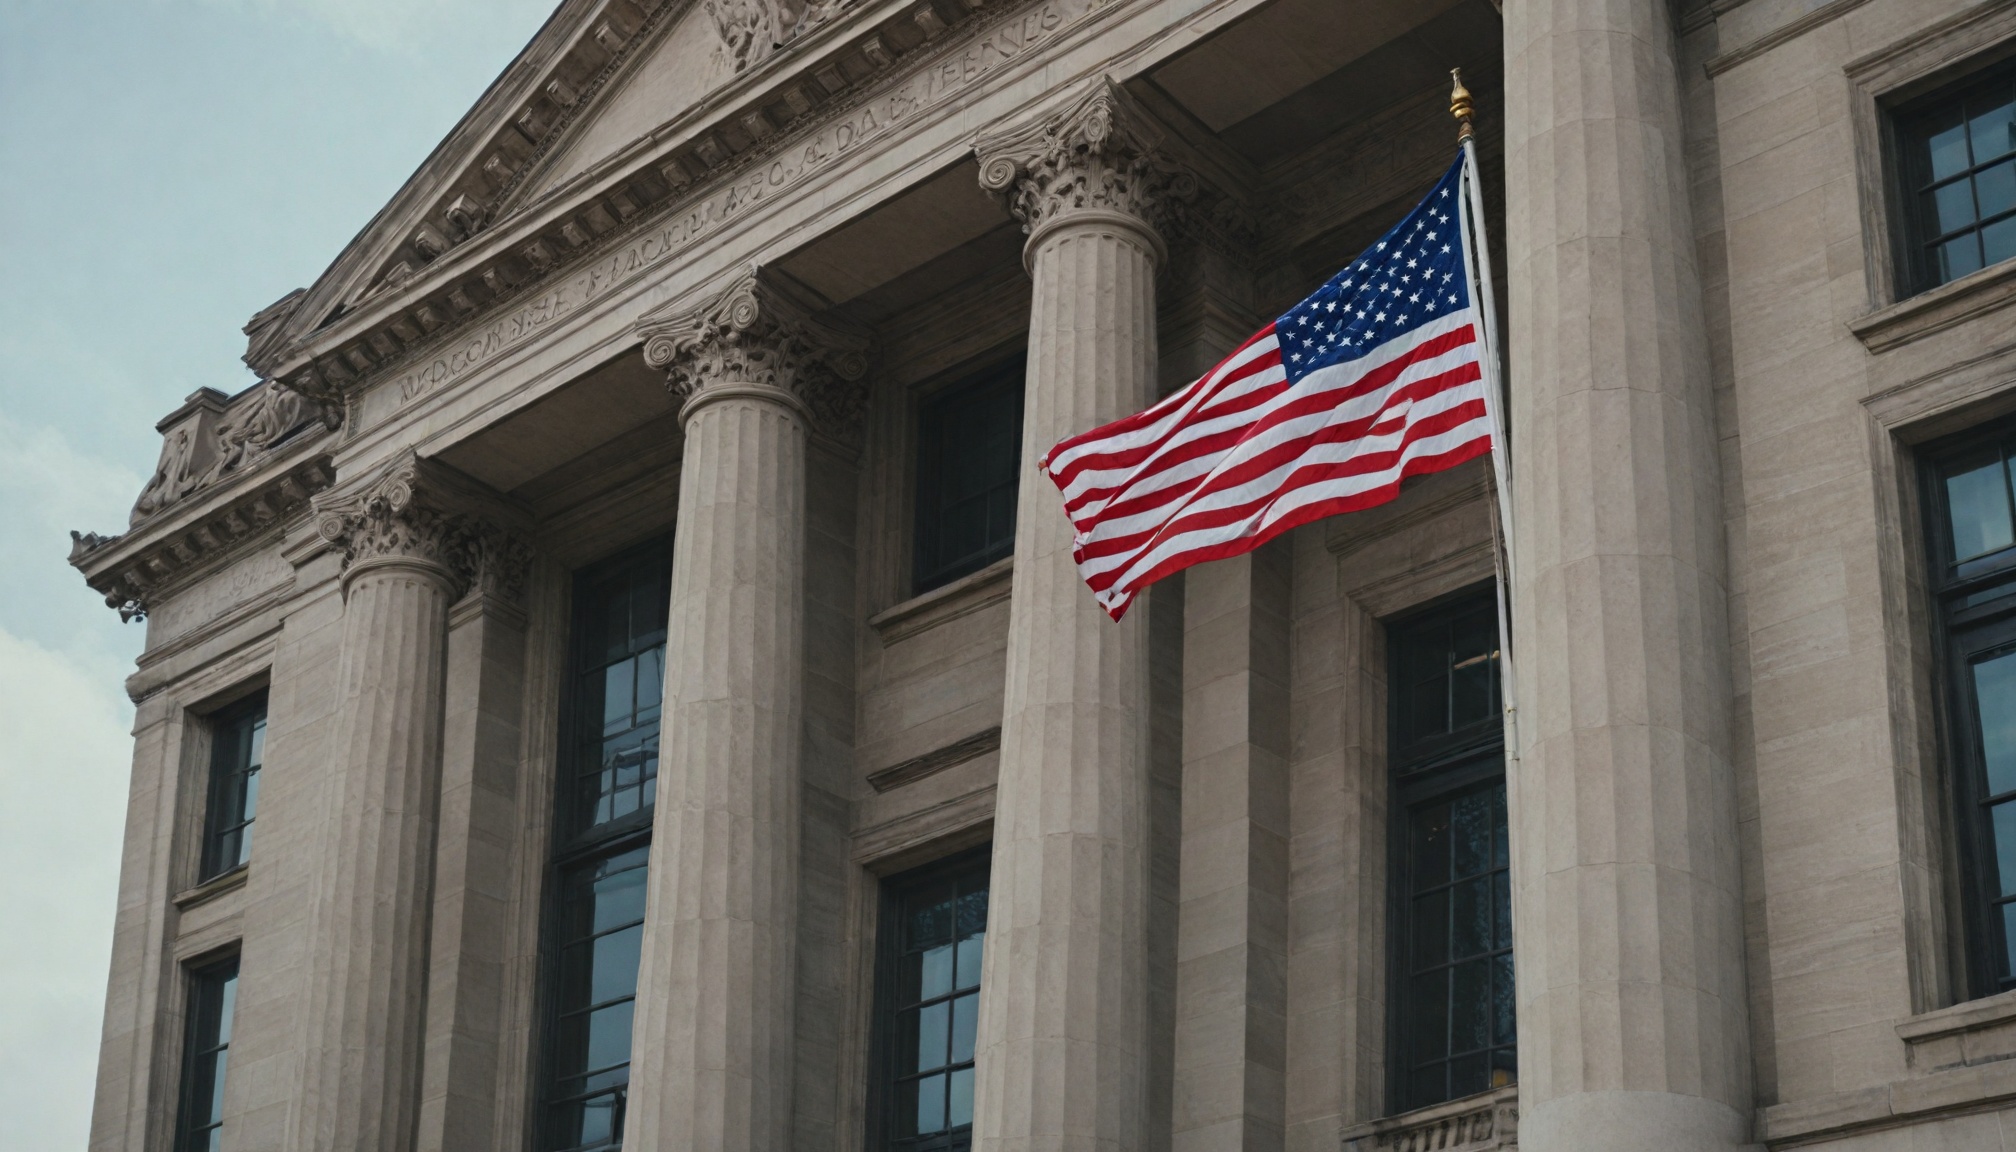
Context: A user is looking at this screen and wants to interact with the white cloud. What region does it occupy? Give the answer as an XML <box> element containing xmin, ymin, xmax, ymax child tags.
<box><xmin>0</xmin><ymin>626</ymin><xmax>134</xmax><ymax>1152</ymax></box>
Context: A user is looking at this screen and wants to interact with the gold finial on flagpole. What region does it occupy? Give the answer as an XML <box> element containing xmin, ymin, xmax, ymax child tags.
<box><xmin>1450</xmin><ymin>68</ymin><xmax>1475</xmax><ymax>145</ymax></box>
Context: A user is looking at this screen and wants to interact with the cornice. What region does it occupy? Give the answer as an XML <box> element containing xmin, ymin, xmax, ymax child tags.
<box><xmin>266</xmin><ymin>0</ymin><xmax>1117</xmax><ymax>410</ymax></box>
<box><xmin>69</xmin><ymin>438</ymin><xmax>336</xmax><ymax>622</ymax></box>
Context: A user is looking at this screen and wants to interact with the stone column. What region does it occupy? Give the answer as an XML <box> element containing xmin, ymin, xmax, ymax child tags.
<box><xmin>1503</xmin><ymin>1</ymin><xmax>1752</xmax><ymax>1149</ymax></box>
<box><xmin>624</xmin><ymin>268</ymin><xmax>868</xmax><ymax>1152</ymax></box>
<box><xmin>970</xmin><ymin>79</ymin><xmax>1193</xmax><ymax>1152</ymax></box>
<box><xmin>290</xmin><ymin>454</ymin><xmax>515</xmax><ymax>1152</ymax></box>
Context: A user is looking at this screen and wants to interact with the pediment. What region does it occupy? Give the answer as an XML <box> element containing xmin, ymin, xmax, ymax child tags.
<box><xmin>517</xmin><ymin>3</ymin><xmax>733</xmax><ymax>204</ymax></box>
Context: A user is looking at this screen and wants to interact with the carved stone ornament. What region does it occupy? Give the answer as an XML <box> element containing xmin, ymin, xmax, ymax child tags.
<box><xmin>311</xmin><ymin>451</ymin><xmax>531</xmax><ymax>601</ymax></box>
<box><xmin>974</xmin><ymin>77</ymin><xmax>1199</xmax><ymax>236</ymax></box>
<box><xmin>636</xmin><ymin>265</ymin><xmax>872</xmax><ymax>436</ymax></box>
<box><xmin>706</xmin><ymin>0</ymin><xmax>857</xmax><ymax>73</ymax></box>
<box><xmin>131</xmin><ymin>381</ymin><xmax>339</xmax><ymax>526</ymax></box>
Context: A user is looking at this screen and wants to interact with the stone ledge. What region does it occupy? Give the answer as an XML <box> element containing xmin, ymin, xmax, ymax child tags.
<box><xmin>173</xmin><ymin>865</ymin><xmax>248</xmax><ymax>912</ymax></box>
<box><xmin>1757</xmin><ymin>1055</ymin><xmax>2016</xmax><ymax>1146</ymax></box>
<box><xmin>1849</xmin><ymin>259</ymin><xmax>2016</xmax><ymax>354</ymax></box>
<box><xmin>1339</xmin><ymin>1085</ymin><xmax>1518</xmax><ymax>1151</ymax></box>
<box><xmin>867</xmin><ymin>726</ymin><xmax>1002</xmax><ymax>793</ymax></box>
<box><xmin>867</xmin><ymin>556</ymin><xmax>1013</xmax><ymax>645</ymax></box>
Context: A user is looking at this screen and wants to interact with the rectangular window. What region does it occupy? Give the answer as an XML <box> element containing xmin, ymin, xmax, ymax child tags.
<box><xmin>1899</xmin><ymin>61</ymin><xmax>2016</xmax><ymax>293</ymax></box>
<box><xmin>913</xmin><ymin>359</ymin><xmax>1025</xmax><ymax>594</ymax></box>
<box><xmin>175</xmin><ymin>956</ymin><xmax>239</xmax><ymax>1152</ymax></box>
<box><xmin>869</xmin><ymin>848</ymin><xmax>990</xmax><ymax>1152</ymax></box>
<box><xmin>200</xmin><ymin>693</ymin><xmax>266</xmax><ymax>880</ymax></box>
<box><xmin>541</xmin><ymin>539</ymin><xmax>671</xmax><ymax>1152</ymax></box>
<box><xmin>1924</xmin><ymin>421</ymin><xmax>2016</xmax><ymax>997</ymax></box>
<box><xmin>1387</xmin><ymin>590</ymin><xmax>1513</xmax><ymax>1113</ymax></box>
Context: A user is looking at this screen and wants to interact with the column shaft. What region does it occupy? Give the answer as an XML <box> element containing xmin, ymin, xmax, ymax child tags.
<box><xmin>1503</xmin><ymin>0</ymin><xmax>1751</xmax><ymax>1147</ymax></box>
<box><xmin>628</xmin><ymin>390</ymin><xmax>804</xmax><ymax>1152</ymax></box>
<box><xmin>974</xmin><ymin>212</ymin><xmax>1160</xmax><ymax>1152</ymax></box>
<box><xmin>290</xmin><ymin>560</ymin><xmax>454</xmax><ymax>1152</ymax></box>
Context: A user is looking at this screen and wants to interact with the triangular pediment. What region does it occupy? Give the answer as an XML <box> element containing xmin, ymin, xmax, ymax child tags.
<box><xmin>515</xmin><ymin>3</ymin><xmax>733</xmax><ymax>205</ymax></box>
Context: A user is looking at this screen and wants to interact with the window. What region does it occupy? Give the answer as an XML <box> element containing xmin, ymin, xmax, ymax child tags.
<box><xmin>200</xmin><ymin>693</ymin><xmax>266</xmax><ymax>880</ymax></box>
<box><xmin>869</xmin><ymin>848</ymin><xmax>990</xmax><ymax>1152</ymax></box>
<box><xmin>1925</xmin><ymin>421</ymin><xmax>2016</xmax><ymax>997</ymax></box>
<box><xmin>913</xmin><ymin>359</ymin><xmax>1025</xmax><ymax>593</ymax></box>
<box><xmin>1387</xmin><ymin>590</ymin><xmax>1513</xmax><ymax>1112</ymax></box>
<box><xmin>175</xmin><ymin>956</ymin><xmax>239</xmax><ymax>1152</ymax></box>
<box><xmin>540</xmin><ymin>539</ymin><xmax>670</xmax><ymax>1152</ymax></box>
<box><xmin>1900</xmin><ymin>61</ymin><xmax>2016</xmax><ymax>292</ymax></box>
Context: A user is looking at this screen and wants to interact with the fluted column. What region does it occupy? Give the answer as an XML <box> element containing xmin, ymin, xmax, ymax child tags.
<box><xmin>1503</xmin><ymin>1</ymin><xmax>1752</xmax><ymax>1149</ymax></box>
<box><xmin>625</xmin><ymin>268</ymin><xmax>868</xmax><ymax>1152</ymax></box>
<box><xmin>970</xmin><ymin>79</ymin><xmax>1193</xmax><ymax>1152</ymax></box>
<box><xmin>290</xmin><ymin>455</ymin><xmax>514</xmax><ymax>1152</ymax></box>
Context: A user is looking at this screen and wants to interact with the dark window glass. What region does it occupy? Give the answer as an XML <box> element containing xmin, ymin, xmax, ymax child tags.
<box><xmin>542</xmin><ymin>539</ymin><xmax>671</xmax><ymax>1152</ymax></box>
<box><xmin>1926</xmin><ymin>421</ymin><xmax>2016</xmax><ymax>997</ymax></box>
<box><xmin>1901</xmin><ymin>63</ymin><xmax>2016</xmax><ymax>293</ymax></box>
<box><xmin>871</xmin><ymin>849</ymin><xmax>990</xmax><ymax>1152</ymax></box>
<box><xmin>200</xmin><ymin>694</ymin><xmax>266</xmax><ymax>880</ymax></box>
<box><xmin>175</xmin><ymin>957</ymin><xmax>239</xmax><ymax>1152</ymax></box>
<box><xmin>914</xmin><ymin>360</ymin><xmax>1025</xmax><ymax>593</ymax></box>
<box><xmin>1388</xmin><ymin>590</ymin><xmax>1511</xmax><ymax>1112</ymax></box>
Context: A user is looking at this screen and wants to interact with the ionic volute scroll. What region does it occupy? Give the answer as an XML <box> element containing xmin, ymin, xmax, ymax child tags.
<box><xmin>311</xmin><ymin>450</ymin><xmax>532</xmax><ymax>602</ymax></box>
<box><xmin>973</xmin><ymin>77</ymin><xmax>1201</xmax><ymax>248</ymax></box>
<box><xmin>634</xmin><ymin>264</ymin><xmax>872</xmax><ymax>441</ymax></box>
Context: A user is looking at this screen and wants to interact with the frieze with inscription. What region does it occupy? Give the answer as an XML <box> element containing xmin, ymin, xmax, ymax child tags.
<box><xmin>145</xmin><ymin>544</ymin><xmax>293</xmax><ymax>645</ymax></box>
<box><xmin>383</xmin><ymin>0</ymin><xmax>1105</xmax><ymax>412</ymax></box>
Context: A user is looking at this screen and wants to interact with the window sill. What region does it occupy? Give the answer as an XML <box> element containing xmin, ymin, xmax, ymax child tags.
<box><xmin>174</xmin><ymin>865</ymin><xmax>248</xmax><ymax>911</ymax></box>
<box><xmin>1339</xmin><ymin>1085</ymin><xmax>1517</xmax><ymax>1151</ymax></box>
<box><xmin>1849</xmin><ymin>258</ymin><xmax>2016</xmax><ymax>354</ymax></box>
<box><xmin>1896</xmin><ymin>988</ymin><xmax>2016</xmax><ymax>1072</ymax></box>
<box><xmin>867</xmin><ymin>557</ymin><xmax>1013</xmax><ymax>646</ymax></box>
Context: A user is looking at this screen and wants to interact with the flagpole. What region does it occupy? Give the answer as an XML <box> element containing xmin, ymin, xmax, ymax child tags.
<box><xmin>1451</xmin><ymin>69</ymin><xmax>1522</xmax><ymax>764</ymax></box>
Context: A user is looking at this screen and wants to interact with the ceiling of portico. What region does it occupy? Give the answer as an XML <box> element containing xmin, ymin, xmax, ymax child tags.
<box><xmin>1148</xmin><ymin>0</ymin><xmax>1500</xmax><ymax>167</ymax></box>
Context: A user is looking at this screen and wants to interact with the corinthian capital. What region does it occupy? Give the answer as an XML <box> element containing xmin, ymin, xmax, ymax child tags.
<box><xmin>312</xmin><ymin>450</ymin><xmax>531</xmax><ymax>598</ymax></box>
<box><xmin>635</xmin><ymin>265</ymin><xmax>872</xmax><ymax>435</ymax></box>
<box><xmin>975</xmin><ymin>77</ymin><xmax>1199</xmax><ymax>239</ymax></box>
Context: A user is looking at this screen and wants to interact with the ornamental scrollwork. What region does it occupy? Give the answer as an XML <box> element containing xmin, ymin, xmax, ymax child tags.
<box><xmin>636</xmin><ymin>265</ymin><xmax>872</xmax><ymax>439</ymax></box>
<box><xmin>974</xmin><ymin>77</ymin><xmax>1199</xmax><ymax>235</ymax></box>
<box><xmin>311</xmin><ymin>451</ymin><xmax>532</xmax><ymax>603</ymax></box>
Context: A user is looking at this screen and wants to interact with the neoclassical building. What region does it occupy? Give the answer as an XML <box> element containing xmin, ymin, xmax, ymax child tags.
<box><xmin>68</xmin><ymin>0</ymin><xmax>2016</xmax><ymax>1149</ymax></box>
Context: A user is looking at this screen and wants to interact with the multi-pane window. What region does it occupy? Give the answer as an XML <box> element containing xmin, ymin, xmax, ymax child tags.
<box><xmin>200</xmin><ymin>694</ymin><xmax>266</xmax><ymax>880</ymax></box>
<box><xmin>1925</xmin><ymin>422</ymin><xmax>2016</xmax><ymax>997</ymax></box>
<box><xmin>175</xmin><ymin>957</ymin><xmax>239</xmax><ymax>1152</ymax></box>
<box><xmin>1388</xmin><ymin>591</ymin><xmax>1513</xmax><ymax>1112</ymax></box>
<box><xmin>913</xmin><ymin>360</ymin><xmax>1025</xmax><ymax>593</ymax></box>
<box><xmin>871</xmin><ymin>850</ymin><xmax>990</xmax><ymax>1152</ymax></box>
<box><xmin>542</xmin><ymin>539</ymin><xmax>670</xmax><ymax>1152</ymax></box>
<box><xmin>1901</xmin><ymin>63</ymin><xmax>2016</xmax><ymax>292</ymax></box>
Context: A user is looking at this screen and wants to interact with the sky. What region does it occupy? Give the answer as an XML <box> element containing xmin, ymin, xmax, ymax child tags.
<box><xmin>0</xmin><ymin>1</ymin><xmax>557</xmax><ymax>1145</ymax></box>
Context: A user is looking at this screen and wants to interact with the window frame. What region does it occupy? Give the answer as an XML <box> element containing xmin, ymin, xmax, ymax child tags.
<box><xmin>865</xmin><ymin>845</ymin><xmax>993</xmax><ymax>1152</ymax></box>
<box><xmin>1383</xmin><ymin>585</ymin><xmax>1513</xmax><ymax>1116</ymax></box>
<box><xmin>1920</xmin><ymin>418</ymin><xmax>2016</xmax><ymax>999</ymax></box>
<box><xmin>197</xmin><ymin>691</ymin><xmax>266</xmax><ymax>882</ymax></box>
<box><xmin>534</xmin><ymin>536</ymin><xmax>673</xmax><ymax>1152</ymax></box>
<box><xmin>910</xmin><ymin>356</ymin><xmax>1027</xmax><ymax>595</ymax></box>
<box><xmin>174</xmin><ymin>954</ymin><xmax>240</xmax><ymax>1152</ymax></box>
<box><xmin>1890</xmin><ymin>55</ymin><xmax>2016</xmax><ymax>298</ymax></box>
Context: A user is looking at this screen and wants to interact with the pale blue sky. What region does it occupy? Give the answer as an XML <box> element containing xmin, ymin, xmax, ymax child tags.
<box><xmin>0</xmin><ymin>2</ymin><xmax>556</xmax><ymax>1145</ymax></box>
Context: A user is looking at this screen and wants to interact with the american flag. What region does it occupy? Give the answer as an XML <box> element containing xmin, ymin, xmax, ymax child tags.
<box><xmin>1043</xmin><ymin>153</ymin><xmax>1497</xmax><ymax>620</ymax></box>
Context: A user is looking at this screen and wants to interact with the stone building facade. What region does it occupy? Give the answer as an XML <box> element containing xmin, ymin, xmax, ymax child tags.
<box><xmin>66</xmin><ymin>0</ymin><xmax>2016</xmax><ymax>1149</ymax></box>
